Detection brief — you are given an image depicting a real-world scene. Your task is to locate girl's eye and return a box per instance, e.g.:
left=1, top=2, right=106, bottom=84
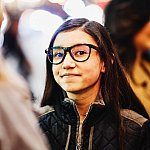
left=53, top=52, right=64, bottom=58
left=75, top=50, right=88, bottom=56
left=78, top=51, right=86, bottom=55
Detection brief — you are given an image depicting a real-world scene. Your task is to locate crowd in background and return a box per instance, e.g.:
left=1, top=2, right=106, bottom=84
left=104, top=0, right=150, bottom=116
left=0, top=1, right=50, bottom=149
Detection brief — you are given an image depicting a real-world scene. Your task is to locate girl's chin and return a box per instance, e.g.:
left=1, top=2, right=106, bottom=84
left=62, top=86, right=82, bottom=93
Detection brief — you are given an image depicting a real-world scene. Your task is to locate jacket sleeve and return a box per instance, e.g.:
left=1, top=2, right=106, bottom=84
left=140, top=120, right=150, bottom=150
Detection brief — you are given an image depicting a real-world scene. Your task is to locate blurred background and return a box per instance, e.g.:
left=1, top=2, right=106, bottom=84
left=1, top=0, right=110, bottom=102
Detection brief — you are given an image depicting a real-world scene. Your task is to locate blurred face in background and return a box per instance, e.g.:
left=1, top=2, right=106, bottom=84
left=134, top=21, right=150, bottom=52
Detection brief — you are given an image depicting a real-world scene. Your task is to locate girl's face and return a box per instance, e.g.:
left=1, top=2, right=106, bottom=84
left=52, top=29, right=105, bottom=96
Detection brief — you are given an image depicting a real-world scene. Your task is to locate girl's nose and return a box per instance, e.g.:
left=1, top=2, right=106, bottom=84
left=61, top=53, right=76, bottom=69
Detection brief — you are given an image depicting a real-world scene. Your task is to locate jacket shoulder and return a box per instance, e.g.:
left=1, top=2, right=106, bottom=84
left=39, top=105, right=54, bottom=116
left=121, top=109, right=148, bottom=127
left=38, top=106, right=56, bottom=132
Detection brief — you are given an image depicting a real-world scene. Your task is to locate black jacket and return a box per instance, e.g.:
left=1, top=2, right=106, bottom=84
left=39, top=98, right=150, bottom=150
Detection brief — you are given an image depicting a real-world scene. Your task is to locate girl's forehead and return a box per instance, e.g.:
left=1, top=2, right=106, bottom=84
left=53, top=30, right=97, bottom=47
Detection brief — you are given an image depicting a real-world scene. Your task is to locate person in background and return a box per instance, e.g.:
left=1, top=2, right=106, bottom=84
left=104, top=0, right=150, bottom=116
left=2, top=6, right=34, bottom=99
left=39, top=18, right=150, bottom=150
left=0, top=2, right=50, bottom=150
left=2, top=9, right=32, bottom=82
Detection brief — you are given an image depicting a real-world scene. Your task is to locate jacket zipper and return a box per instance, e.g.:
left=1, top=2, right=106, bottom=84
left=73, top=103, right=93, bottom=150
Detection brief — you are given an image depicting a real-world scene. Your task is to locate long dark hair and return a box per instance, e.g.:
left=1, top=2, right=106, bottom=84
left=41, top=18, right=148, bottom=119
left=104, top=0, right=150, bottom=77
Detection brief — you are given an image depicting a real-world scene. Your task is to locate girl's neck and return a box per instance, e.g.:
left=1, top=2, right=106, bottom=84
left=67, top=86, right=100, bottom=122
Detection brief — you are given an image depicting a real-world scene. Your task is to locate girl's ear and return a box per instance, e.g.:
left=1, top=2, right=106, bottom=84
left=100, top=61, right=105, bottom=73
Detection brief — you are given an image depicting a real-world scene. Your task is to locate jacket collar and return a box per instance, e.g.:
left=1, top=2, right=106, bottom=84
left=54, top=95, right=106, bottom=126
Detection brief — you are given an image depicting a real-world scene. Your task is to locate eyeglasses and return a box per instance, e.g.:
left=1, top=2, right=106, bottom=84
left=45, top=44, right=99, bottom=65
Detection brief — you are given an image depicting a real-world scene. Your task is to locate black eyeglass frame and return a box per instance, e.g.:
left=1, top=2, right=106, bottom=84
left=45, top=43, right=99, bottom=65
